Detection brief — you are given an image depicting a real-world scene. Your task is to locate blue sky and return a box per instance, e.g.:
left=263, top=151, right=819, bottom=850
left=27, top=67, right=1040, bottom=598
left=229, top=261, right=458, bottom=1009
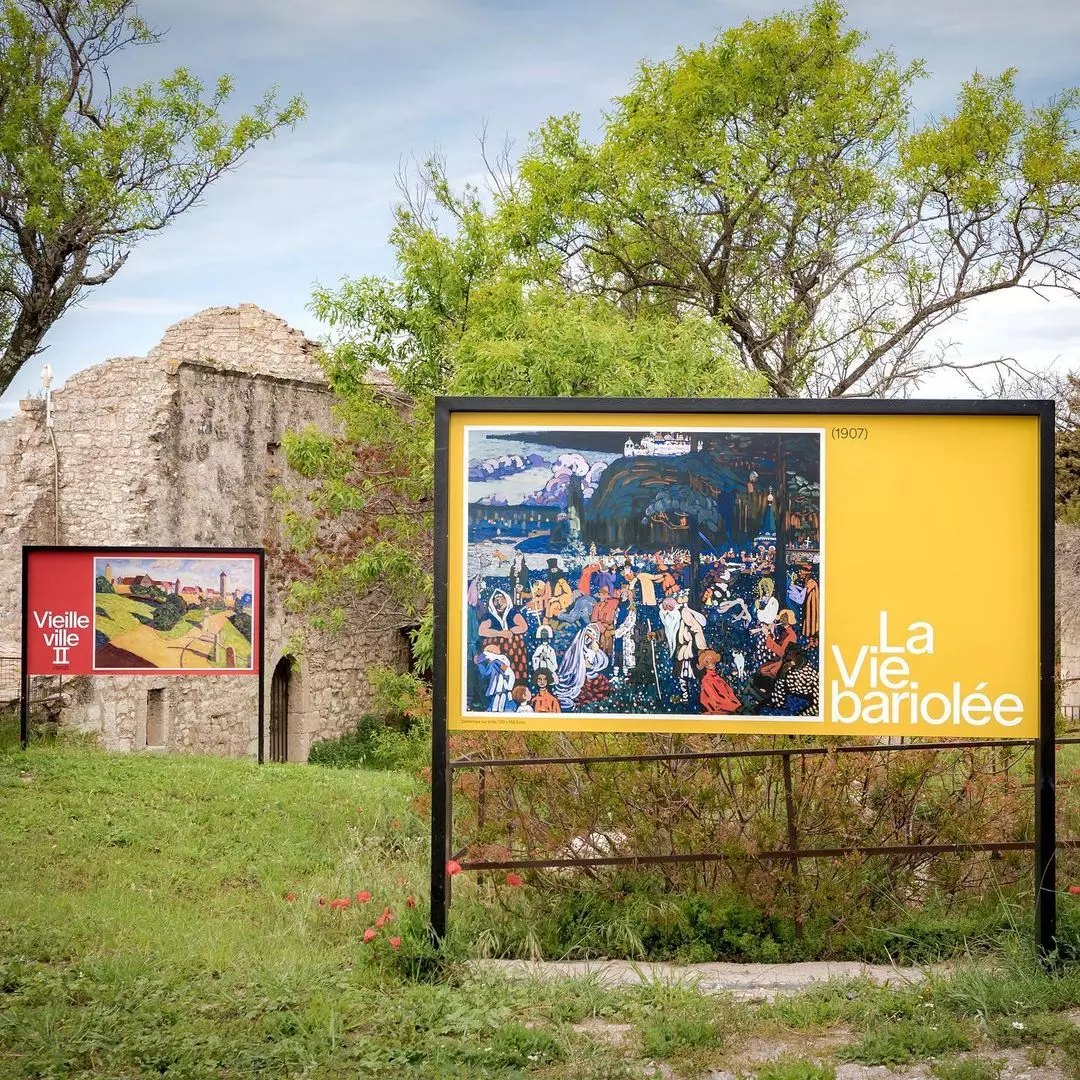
left=3, top=0, right=1079, bottom=412
left=95, top=556, right=255, bottom=593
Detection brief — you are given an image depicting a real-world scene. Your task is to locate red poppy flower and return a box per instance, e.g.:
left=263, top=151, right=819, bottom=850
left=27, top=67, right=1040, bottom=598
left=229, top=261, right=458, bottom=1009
left=318, top=897, right=326, bottom=906
left=362, top=928, right=377, bottom=943
left=389, top=936, right=401, bottom=950
left=1069, top=885, right=1080, bottom=895
left=283, top=892, right=297, bottom=902
left=406, top=895, right=417, bottom=909
left=375, top=907, right=393, bottom=928
left=340, top=898, right=351, bottom=909
left=447, top=860, right=462, bottom=876
left=505, top=873, right=524, bottom=888
left=391, top=820, right=401, bottom=829
left=356, top=891, right=372, bottom=903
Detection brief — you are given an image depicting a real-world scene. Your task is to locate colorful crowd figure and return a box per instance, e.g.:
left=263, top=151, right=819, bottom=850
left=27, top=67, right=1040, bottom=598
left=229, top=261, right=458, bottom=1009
left=467, top=546, right=820, bottom=717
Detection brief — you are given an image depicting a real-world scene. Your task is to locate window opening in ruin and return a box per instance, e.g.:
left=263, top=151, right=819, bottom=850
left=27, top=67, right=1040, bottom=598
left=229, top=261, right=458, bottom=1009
left=270, top=657, right=290, bottom=763
left=146, top=689, right=165, bottom=747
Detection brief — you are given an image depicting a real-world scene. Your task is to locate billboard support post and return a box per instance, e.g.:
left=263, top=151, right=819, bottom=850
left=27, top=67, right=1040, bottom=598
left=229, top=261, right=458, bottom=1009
left=430, top=402, right=451, bottom=942
left=19, top=545, right=29, bottom=750
left=1035, top=404, right=1057, bottom=957
left=258, top=554, right=266, bottom=765
left=431, top=397, right=1055, bottom=952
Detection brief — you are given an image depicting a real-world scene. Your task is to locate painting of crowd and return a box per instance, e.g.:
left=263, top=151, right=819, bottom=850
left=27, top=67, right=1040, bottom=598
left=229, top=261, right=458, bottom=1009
left=464, top=427, right=822, bottom=719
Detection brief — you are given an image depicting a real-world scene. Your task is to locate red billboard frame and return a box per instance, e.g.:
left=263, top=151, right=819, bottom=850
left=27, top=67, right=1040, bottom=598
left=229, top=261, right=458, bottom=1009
left=20, top=547, right=267, bottom=758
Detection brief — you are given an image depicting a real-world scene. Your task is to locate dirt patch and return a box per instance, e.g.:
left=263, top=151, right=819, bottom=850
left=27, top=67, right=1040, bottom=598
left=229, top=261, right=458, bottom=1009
left=572, top=1017, right=634, bottom=1049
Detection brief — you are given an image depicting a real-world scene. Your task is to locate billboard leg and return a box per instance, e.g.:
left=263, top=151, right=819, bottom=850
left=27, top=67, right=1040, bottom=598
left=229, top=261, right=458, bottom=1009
left=20, top=546, right=28, bottom=750
left=429, top=704, right=450, bottom=943
left=257, top=553, right=266, bottom=765
left=1034, top=727, right=1056, bottom=959
left=19, top=675, right=28, bottom=751
left=1035, top=403, right=1056, bottom=960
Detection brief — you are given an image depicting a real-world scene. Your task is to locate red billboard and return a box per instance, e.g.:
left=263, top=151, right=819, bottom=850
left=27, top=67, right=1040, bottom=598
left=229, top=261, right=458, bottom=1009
left=23, top=548, right=263, bottom=676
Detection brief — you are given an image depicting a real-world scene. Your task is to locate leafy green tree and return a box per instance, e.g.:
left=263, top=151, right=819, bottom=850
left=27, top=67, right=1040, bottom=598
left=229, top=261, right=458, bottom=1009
left=0, top=0, right=305, bottom=394
left=150, top=591, right=185, bottom=631
left=1056, top=375, right=1080, bottom=521
left=280, top=178, right=763, bottom=706
left=489, top=0, right=1080, bottom=397
left=94, top=574, right=112, bottom=593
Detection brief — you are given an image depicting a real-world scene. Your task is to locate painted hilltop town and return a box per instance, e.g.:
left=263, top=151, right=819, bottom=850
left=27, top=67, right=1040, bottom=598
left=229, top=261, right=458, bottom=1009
left=93, top=557, right=255, bottom=672
left=464, top=426, right=821, bottom=720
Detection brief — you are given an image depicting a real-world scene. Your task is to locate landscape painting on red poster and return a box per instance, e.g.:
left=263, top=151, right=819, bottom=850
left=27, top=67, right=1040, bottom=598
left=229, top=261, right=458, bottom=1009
left=24, top=549, right=260, bottom=676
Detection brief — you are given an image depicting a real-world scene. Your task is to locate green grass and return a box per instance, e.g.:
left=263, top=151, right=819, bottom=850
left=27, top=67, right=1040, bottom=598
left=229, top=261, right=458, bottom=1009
left=2, top=741, right=1080, bottom=1079
left=93, top=591, right=155, bottom=634
left=838, top=1017, right=972, bottom=1065
left=217, top=616, right=253, bottom=665
left=757, top=1063, right=836, bottom=1080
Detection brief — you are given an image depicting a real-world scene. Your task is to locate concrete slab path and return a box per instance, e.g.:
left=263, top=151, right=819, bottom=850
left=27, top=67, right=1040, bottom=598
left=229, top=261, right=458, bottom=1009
left=475, top=958, right=946, bottom=999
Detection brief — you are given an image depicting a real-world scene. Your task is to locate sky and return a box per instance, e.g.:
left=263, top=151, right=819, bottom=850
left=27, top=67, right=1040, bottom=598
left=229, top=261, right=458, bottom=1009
left=3, top=0, right=1080, bottom=412
left=96, top=557, right=255, bottom=593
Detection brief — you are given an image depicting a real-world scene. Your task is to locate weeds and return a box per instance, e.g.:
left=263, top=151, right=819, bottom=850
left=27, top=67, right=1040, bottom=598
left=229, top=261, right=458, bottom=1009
left=839, top=1017, right=972, bottom=1065
left=757, top=1063, right=836, bottom=1080
left=930, top=1060, right=1005, bottom=1080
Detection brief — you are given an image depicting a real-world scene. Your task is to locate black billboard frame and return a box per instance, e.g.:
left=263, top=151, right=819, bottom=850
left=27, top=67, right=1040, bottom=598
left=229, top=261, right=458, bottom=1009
left=431, top=396, right=1057, bottom=955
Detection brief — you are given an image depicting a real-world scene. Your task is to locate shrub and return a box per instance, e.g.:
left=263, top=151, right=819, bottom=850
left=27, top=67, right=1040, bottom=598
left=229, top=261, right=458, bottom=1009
left=229, top=611, right=252, bottom=641
left=639, top=1014, right=723, bottom=1057
left=151, top=593, right=186, bottom=631
left=307, top=713, right=430, bottom=772
left=758, top=1063, right=836, bottom=1080
left=450, top=731, right=1041, bottom=952
left=839, top=1018, right=971, bottom=1065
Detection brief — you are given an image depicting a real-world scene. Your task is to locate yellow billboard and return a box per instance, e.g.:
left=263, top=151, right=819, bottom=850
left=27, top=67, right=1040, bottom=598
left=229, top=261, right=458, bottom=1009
left=440, top=403, right=1047, bottom=739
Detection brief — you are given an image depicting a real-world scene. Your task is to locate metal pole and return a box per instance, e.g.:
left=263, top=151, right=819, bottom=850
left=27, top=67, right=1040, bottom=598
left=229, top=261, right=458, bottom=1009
left=1034, top=403, right=1057, bottom=957
left=430, top=401, right=451, bottom=942
left=781, top=749, right=802, bottom=940
left=257, top=552, right=266, bottom=765
left=20, top=547, right=29, bottom=750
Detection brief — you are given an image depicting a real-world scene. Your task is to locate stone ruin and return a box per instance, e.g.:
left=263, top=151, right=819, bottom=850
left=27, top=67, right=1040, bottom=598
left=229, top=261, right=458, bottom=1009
left=0, top=304, right=411, bottom=759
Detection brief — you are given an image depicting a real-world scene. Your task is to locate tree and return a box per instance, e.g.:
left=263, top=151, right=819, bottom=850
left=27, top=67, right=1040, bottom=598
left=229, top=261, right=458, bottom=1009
left=1056, top=375, right=1080, bottom=520
left=0, top=0, right=305, bottom=394
left=279, top=177, right=763, bottom=707
left=150, top=591, right=185, bottom=631
left=485, top=0, right=1080, bottom=397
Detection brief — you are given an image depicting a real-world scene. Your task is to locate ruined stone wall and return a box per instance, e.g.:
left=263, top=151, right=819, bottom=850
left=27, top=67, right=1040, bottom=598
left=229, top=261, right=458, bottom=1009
left=0, top=305, right=410, bottom=758
left=0, top=355, right=172, bottom=656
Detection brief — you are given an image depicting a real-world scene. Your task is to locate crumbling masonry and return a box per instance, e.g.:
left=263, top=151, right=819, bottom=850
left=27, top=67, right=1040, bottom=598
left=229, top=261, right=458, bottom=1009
left=0, top=305, right=409, bottom=759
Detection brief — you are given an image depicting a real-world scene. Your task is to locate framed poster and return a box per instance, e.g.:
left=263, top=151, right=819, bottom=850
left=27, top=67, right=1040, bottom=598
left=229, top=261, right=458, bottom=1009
left=22, top=547, right=263, bottom=677
left=436, top=399, right=1050, bottom=739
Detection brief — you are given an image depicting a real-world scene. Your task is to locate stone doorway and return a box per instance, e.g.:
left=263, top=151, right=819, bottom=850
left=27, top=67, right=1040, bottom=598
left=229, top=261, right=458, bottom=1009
left=270, top=657, right=290, bottom=763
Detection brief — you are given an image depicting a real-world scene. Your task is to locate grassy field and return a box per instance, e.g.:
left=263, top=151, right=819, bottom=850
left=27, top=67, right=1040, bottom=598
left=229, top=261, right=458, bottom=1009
left=93, top=592, right=155, bottom=636
left=2, top=732, right=1079, bottom=1079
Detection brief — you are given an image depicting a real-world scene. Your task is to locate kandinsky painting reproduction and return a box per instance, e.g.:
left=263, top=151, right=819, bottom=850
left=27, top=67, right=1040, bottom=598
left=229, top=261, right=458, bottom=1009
left=93, top=556, right=255, bottom=671
left=463, top=426, right=822, bottom=721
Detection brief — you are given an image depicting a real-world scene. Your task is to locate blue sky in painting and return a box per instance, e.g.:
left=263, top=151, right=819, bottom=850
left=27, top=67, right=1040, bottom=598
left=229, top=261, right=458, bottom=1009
left=95, top=557, right=255, bottom=593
